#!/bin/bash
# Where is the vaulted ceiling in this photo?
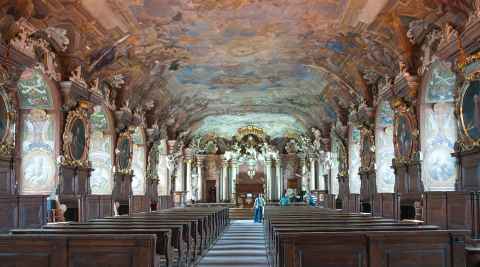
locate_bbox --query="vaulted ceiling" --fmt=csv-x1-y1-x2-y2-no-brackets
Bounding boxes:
1,0,453,139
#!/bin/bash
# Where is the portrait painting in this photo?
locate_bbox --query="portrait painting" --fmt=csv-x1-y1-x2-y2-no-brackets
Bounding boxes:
395,114,413,158
117,136,131,170
70,118,86,160
461,80,480,141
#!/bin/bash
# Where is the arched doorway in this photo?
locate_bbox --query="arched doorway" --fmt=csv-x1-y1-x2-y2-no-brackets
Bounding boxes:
237,163,264,208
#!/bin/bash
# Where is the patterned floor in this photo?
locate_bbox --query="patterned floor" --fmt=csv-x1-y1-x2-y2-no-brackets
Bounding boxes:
196,220,269,267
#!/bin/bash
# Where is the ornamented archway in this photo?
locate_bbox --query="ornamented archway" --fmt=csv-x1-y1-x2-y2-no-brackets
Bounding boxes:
232,126,270,207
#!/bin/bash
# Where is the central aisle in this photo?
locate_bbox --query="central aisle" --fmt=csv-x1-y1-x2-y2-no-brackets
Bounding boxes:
197,220,269,267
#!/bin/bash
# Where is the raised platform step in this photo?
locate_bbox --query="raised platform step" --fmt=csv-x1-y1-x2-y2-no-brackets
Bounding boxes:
229,208,254,220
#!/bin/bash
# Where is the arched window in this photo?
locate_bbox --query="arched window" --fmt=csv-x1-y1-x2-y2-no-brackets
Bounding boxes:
132,127,146,196
420,61,457,191
375,101,395,193
348,127,361,194
330,135,340,196
89,106,114,195
17,69,58,195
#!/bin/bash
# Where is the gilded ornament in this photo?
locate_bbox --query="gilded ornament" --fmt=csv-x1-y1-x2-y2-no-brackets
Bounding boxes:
62,107,91,167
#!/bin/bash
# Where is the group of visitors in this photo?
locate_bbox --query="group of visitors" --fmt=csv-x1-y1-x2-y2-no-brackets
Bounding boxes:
279,190,317,206
252,190,318,223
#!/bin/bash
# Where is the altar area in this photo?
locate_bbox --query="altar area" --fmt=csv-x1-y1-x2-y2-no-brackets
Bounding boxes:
167,125,329,207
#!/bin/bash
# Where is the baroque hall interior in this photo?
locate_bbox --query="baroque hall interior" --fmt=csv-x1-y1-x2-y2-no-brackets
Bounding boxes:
2,0,480,266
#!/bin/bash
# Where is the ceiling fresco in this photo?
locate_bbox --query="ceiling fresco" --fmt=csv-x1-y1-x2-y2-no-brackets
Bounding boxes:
1,0,454,138
192,113,306,139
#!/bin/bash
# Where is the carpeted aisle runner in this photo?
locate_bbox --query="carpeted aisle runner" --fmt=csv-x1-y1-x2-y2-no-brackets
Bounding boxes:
196,220,269,267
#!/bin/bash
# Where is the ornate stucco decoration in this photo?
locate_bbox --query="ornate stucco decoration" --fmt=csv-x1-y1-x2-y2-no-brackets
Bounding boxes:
97,73,125,111
349,101,374,127
359,126,375,173
236,125,266,141
395,61,419,101
8,19,63,82
9,19,37,58
418,29,442,75
114,100,133,132
377,75,394,99
0,75,16,157
458,51,480,80
438,23,459,50
61,102,91,168
311,127,326,154
189,133,219,155
69,66,88,88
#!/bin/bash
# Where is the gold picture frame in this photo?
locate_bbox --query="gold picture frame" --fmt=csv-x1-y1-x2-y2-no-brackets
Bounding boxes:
62,106,90,166
456,53,480,151
393,109,417,161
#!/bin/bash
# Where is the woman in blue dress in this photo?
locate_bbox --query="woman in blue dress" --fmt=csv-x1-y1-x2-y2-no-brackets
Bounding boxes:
253,193,265,223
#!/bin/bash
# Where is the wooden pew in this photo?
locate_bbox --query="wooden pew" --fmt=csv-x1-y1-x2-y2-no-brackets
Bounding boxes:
43,223,188,267
92,217,202,260
264,206,468,267
97,214,210,255
5,206,228,267
277,230,467,267
0,234,156,267
11,227,174,267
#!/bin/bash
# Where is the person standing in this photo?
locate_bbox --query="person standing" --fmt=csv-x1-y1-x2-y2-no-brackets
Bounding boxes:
306,190,317,207
280,190,289,207
253,193,265,223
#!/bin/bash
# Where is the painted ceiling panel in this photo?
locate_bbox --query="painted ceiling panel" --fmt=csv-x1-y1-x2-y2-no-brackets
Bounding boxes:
72,0,421,133
192,113,306,139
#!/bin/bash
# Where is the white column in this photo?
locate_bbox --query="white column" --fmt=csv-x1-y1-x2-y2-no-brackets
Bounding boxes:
309,157,316,191
222,160,229,202
158,154,169,195
175,157,184,192
265,160,272,201
300,157,308,192
186,158,192,202
317,159,326,191
230,161,237,203
276,159,282,199
197,155,205,202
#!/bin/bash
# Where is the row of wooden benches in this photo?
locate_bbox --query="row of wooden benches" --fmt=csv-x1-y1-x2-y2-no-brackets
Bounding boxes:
264,206,468,267
0,206,229,267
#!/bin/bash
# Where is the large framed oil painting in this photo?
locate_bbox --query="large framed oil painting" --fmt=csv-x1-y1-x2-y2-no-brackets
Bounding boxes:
116,132,133,172
63,108,90,164
459,80,480,142
394,113,414,159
